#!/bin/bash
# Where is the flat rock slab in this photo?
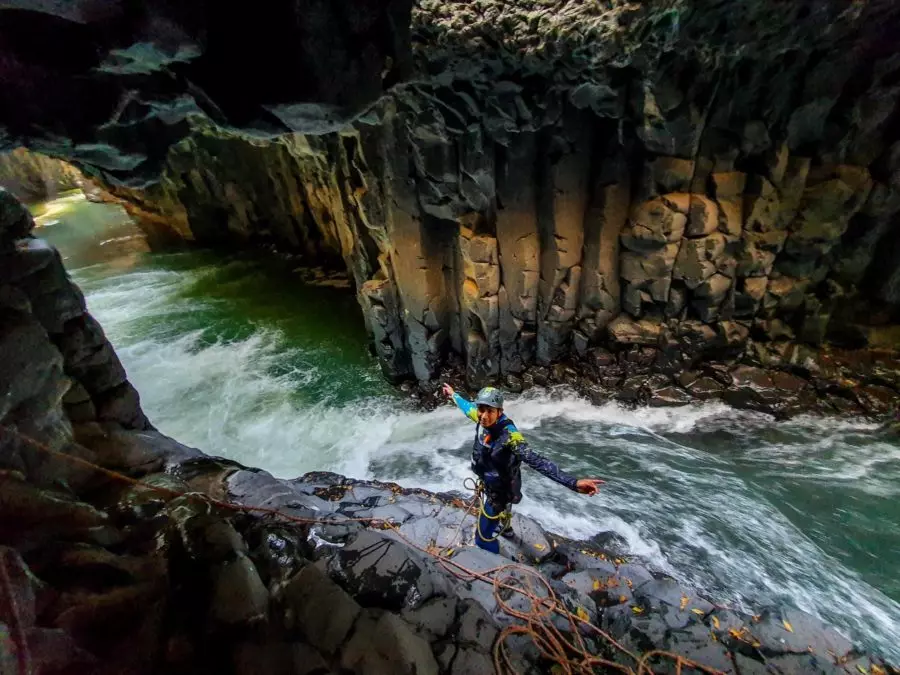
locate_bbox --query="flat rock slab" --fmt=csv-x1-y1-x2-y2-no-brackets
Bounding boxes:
498,512,554,563
210,468,892,674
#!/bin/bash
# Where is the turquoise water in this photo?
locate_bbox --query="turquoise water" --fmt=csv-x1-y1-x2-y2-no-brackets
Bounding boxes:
36,194,900,661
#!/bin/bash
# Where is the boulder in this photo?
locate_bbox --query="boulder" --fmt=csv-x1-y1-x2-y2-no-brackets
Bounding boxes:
0,238,56,283
674,234,727,289
621,199,687,251
648,158,695,194
331,530,441,610
232,641,322,675
25,627,97,674
0,311,64,421
0,188,35,245
401,596,458,641
686,195,719,237
73,425,166,474
692,273,733,322
209,553,269,625
608,316,662,346
0,472,108,539
340,610,439,675
498,512,553,563
649,386,693,407
280,564,361,654
0,547,38,627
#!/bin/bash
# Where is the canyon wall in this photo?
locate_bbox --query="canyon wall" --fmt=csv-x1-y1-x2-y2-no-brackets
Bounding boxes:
92,0,900,415
0,189,894,674
3,0,900,414
0,187,152,480
0,0,413,184
0,149,84,202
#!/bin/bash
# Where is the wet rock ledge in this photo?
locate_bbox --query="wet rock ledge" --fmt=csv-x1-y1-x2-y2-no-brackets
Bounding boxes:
0,187,895,673
2,439,898,675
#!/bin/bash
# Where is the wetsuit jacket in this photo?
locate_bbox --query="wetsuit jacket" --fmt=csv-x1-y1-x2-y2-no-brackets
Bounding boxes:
452,393,578,505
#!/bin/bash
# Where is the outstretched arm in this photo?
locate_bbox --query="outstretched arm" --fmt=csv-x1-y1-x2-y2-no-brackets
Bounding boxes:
443,384,479,423
506,429,604,495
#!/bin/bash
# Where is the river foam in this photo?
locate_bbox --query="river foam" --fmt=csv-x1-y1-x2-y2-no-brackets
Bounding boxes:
66,240,900,662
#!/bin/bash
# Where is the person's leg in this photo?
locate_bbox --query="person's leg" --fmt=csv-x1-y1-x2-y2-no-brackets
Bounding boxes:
475,498,502,553
500,507,515,538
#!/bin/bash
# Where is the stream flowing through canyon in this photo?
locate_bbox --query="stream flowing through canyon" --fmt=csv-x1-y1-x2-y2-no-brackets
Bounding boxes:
34,193,900,660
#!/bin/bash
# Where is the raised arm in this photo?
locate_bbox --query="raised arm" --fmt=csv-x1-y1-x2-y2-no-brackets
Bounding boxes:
503,427,577,489
504,427,604,494
443,384,479,423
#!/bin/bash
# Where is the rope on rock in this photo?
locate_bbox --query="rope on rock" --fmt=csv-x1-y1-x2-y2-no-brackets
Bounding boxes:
0,426,728,675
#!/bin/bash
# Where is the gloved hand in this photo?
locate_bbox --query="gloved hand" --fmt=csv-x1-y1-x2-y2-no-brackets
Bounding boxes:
576,478,605,495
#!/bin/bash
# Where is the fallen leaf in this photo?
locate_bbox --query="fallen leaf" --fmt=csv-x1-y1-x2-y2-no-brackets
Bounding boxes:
857,666,868,675
631,606,644,615
534,543,546,551
692,609,705,616
619,595,627,603
592,579,601,591
680,595,689,610
783,619,794,633
871,665,886,675
576,607,589,622
711,632,718,642
712,616,720,629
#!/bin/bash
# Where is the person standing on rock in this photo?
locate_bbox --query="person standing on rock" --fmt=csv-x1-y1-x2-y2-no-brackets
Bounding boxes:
441,384,604,554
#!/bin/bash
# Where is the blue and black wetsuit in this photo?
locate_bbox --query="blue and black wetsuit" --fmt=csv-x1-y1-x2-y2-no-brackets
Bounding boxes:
452,392,579,552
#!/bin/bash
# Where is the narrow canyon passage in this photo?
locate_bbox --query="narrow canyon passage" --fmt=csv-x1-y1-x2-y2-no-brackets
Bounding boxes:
37,194,900,661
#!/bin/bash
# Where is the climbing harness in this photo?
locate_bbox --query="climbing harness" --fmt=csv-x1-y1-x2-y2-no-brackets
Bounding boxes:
465,477,512,544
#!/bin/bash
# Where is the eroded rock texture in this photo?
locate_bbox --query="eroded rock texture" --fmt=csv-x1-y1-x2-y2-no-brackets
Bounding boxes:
84,0,900,399
0,0,413,184
0,188,151,455
0,189,896,673
0,148,83,202
4,0,900,406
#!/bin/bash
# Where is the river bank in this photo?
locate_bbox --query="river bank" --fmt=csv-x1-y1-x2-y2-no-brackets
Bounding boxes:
15,192,898,663
4,420,898,674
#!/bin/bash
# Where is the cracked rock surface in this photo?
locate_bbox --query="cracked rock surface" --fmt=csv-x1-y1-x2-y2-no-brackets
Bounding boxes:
6,1,895,407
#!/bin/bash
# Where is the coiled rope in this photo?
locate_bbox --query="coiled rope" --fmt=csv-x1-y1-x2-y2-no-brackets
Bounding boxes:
0,426,730,675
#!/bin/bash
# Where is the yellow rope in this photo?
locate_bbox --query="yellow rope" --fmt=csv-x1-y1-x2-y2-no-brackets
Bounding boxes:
473,480,511,543
0,426,734,675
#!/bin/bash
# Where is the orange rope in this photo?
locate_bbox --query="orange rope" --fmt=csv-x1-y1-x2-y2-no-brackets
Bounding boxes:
0,425,728,675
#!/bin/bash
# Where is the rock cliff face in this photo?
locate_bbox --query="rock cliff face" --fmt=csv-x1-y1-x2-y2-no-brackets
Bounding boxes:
4,0,900,412
4,187,894,674
89,0,900,412
0,149,84,202
0,0,413,184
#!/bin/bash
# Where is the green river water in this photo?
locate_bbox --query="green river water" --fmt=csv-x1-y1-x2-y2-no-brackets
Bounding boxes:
33,193,900,660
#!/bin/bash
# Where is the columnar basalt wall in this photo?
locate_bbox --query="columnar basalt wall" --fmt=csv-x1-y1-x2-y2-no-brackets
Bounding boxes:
100,17,900,414
0,185,895,675
5,0,900,414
